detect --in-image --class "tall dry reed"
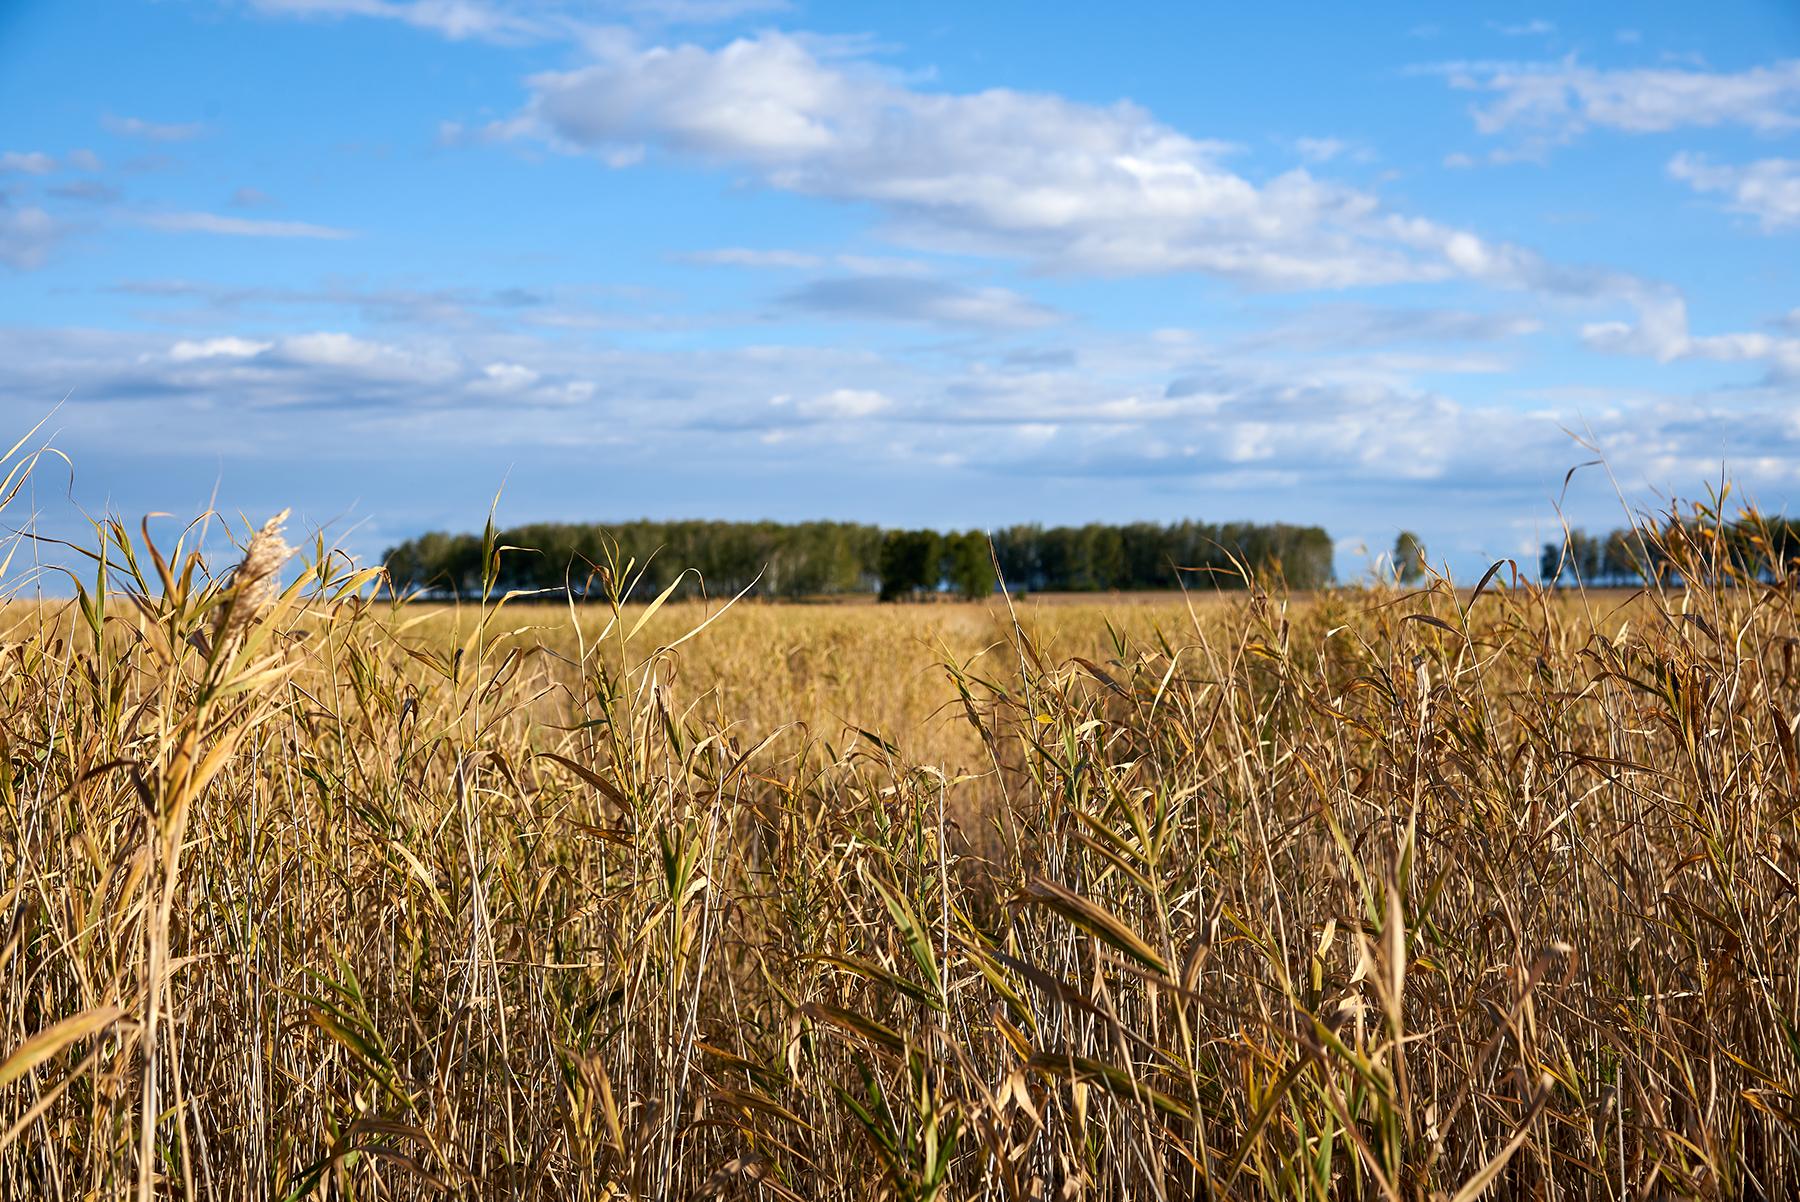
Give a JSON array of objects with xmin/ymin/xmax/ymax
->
[{"xmin": 1, "ymin": 476, "xmax": 1798, "ymax": 1199}]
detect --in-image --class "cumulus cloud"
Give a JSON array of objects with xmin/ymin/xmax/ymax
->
[
  {"xmin": 781, "ymin": 275, "xmax": 1061, "ymax": 329},
  {"xmin": 136, "ymin": 211, "xmax": 354, "ymax": 239},
  {"xmin": 1582, "ymin": 291, "xmax": 1800, "ymax": 381},
  {"xmin": 102, "ymin": 114, "xmax": 207, "ymax": 142},
  {"xmin": 499, "ymin": 32, "xmax": 1563, "ymax": 291},
  {"xmin": 1433, "ymin": 57, "xmax": 1800, "ymax": 155},
  {"xmin": 1668, "ymin": 152, "xmax": 1800, "ymax": 232}
]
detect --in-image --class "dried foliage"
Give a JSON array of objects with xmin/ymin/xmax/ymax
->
[{"xmin": 2, "ymin": 464, "xmax": 1800, "ymax": 1199}]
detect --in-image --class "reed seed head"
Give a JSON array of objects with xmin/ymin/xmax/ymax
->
[{"xmin": 214, "ymin": 508, "xmax": 291, "ymax": 642}]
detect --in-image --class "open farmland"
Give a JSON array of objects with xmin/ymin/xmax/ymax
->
[{"xmin": 3, "ymin": 511, "xmax": 1800, "ymax": 1200}]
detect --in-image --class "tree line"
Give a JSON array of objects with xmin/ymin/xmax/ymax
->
[
  {"xmin": 382, "ymin": 517, "xmax": 1336, "ymax": 601},
  {"xmin": 1542, "ymin": 517, "xmax": 1800, "ymax": 586}
]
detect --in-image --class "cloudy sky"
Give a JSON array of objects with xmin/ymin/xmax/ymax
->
[{"xmin": 3, "ymin": 1, "xmax": 1799, "ymax": 577}]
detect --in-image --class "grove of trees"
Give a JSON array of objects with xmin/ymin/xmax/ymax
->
[
  {"xmin": 383, "ymin": 517, "xmax": 1335, "ymax": 600},
  {"xmin": 1541, "ymin": 516, "xmax": 1800, "ymax": 586}
]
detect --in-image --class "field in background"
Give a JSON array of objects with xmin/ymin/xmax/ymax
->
[{"xmin": 2, "ymin": 508, "xmax": 1799, "ymax": 1200}]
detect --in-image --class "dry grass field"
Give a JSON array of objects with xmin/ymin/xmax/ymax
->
[{"xmin": 3, "ymin": 495, "xmax": 1800, "ymax": 1200}]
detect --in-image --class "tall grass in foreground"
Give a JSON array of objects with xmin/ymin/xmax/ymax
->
[{"xmin": 2, "ymin": 492, "xmax": 1800, "ymax": 1199}]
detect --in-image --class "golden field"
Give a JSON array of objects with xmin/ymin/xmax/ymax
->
[{"xmin": 2, "ymin": 506, "xmax": 1799, "ymax": 1200}]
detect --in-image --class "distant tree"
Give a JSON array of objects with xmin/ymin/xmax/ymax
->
[
  {"xmin": 878, "ymin": 529, "xmax": 941, "ymax": 601},
  {"xmin": 1541, "ymin": 528, "xmax": 1607, "ymax": 588},
  {"xmin": 990, "ymin": 525, "xmax": 1041, "ymax": 592},
  {"xmin": 1540, "ymin": 540, "xmax": 1563, "ymax": 586},
  {"xmin": 1078, "ymin": 525, "xmax": 1127, "ymax": 590},
  {"xmin": 1393, "ymin": 531, "xmax": 1427, "ymax": 584},
  {"xmin": 1602, "ymin": 528, "xmax": 1645, "ymax": 586},
  {"xmin": 943, "ymin": 531, "xmax": 997, "ymax": 600},
  {"xmin": 384, "ymin": 515, "xmax": 1337, "ymax": 599}
]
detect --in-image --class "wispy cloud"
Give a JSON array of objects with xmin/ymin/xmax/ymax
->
[
  {"xmin": 1487, "ymin": 19, "xmax": 1555, "ymax": 38},
  {"xmin": 112, "ymin": 277, "xmax": 543, "ymax": 326},
  {"xmin": 1290, "ymin": 136, "xmax": 1373, "ymax": 165},
  {"xmin": 1428, "ymin": 57, "xmax": 1800, "ymax": 157},
  {"xmin": 0, "ymin": 151, "xmax": 56, "ymax": 175},
  {"xmin": 246, "ymin": 0, "xmax": 560, "ymax": 43},
  {"xmin": 1668, "ymin": 152, "xmax": 1800, "ymax": 232},
  {"xmin": 780, "ymin": 275, "xmax": 1062, "ymax": 330},
  {"xmin": 47, "ymin": 180, "xmax": 123, "ymax": 204},
  {"xmin": 135, "ymin": 211, "xmax": 354, "ymax": 239},
  {"xmin": 684, "ymin": 247, "xmax": 826, "ymax": 270},
  {"xmin": 0, "ymin": 207, "xmax": 66, "ymax": 271},
  {"xmin": 1229, "ymin": 304, "xmax": 1543, "ymax": 353},
  {"xmin": 244, "ymin": 0, "xmax": 783, "ymax": 43},
  {"xmin": 103, "ymin": 114, "xmax": 208, "ymax": 142}
]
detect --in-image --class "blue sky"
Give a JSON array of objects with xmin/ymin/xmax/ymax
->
[{"xmin": 2, "ymin": 0, "xmax": 1799, "ymax": 578}]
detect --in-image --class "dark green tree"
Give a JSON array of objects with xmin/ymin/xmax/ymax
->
[
  {"xmin": 1393, "ymin": 531, "xmax": 1427, "ymax": 584},
  {"xmin": 943, "ymin": 531, "xmax": 997, "ymax": 600},
  {"xmin": 878, "ymin": 530, "xmax": 941, "ymax": 601},
  {"xmin": 385, "ymin": 516, "xmax": 1337, "ymax": 598}
]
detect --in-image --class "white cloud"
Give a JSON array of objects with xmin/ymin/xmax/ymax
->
[
  {"xmin": 1434, "ymin": 57, "xmax": 1800, "ymax": 152},
  {"xmin": 169, "ymin": 337, "xmax": 273, "ymax": 361},
  {"xmin": 102, "ymin": 114, "xmax": 207, "ymax": 142},
  {"xmin": 276, "ymin": 331, "xmax": 457, "ymax": 380},
  {"xmin": 137, "ymin": 211, "xmax": 354, "ymax": 239},
  {"xmin": 10, "ymin": 319, "xmax": 1800, "ymax": 548},
  {"xmin": 503, "ymin": 32, "xmax": 1557, "ymax": 291},
  {"xmin": 1668, "ymin": 152, "xmax": 1800, "ymax": 232},
  {"xmin": 1582, "ymin": 291, "xmax": 1800, "ymax": 380},
  {"xmin": 474, "ymin": 361, "xmax": 541, "ymax": 392},
  {"xmin": 67, "ymin": 149, "xmax": 104, "ymax": 172},
  {"xmin": 796, "ymin": 387, "xmax": 890, "ymax": 419},
  {"xmin": 0, "ymin": 151, "xmax": 56, "ymax": 175}
]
